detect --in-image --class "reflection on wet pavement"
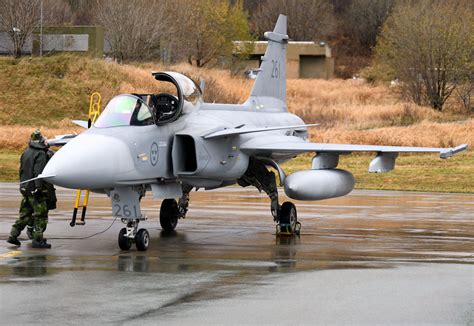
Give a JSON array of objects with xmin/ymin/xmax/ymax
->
[{"xmin": 0, "ymin": 183, "xmax": 473, "ymax": 324}]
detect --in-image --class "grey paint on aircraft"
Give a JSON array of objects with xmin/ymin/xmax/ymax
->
[{"xmin": 39, "ymin": 14, "xmax": 467, "ymax": 223}]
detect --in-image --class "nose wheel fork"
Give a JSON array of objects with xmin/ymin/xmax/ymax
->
[{"xmin": 118, "ymin": 219, "xmax": 149, "ymax": 251}]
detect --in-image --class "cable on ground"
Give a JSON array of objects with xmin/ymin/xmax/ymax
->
[{"xmin": 48, "ymin": 216, "xmax": 119, "ymax": 240}]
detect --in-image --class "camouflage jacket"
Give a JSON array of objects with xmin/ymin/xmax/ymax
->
[
  {"xmin": 19, "ymin": 141, "xmax": 57, "ymax": 209},
  {"xmin": 19, "ymin": 141, "xmax": 48, "ymax": 195}
]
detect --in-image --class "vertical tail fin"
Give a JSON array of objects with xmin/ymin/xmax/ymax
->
[{"xmin": 249, "ymin": 14, "xmax": 288, "ymax": 106}]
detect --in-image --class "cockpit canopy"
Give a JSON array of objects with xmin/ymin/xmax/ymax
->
[
  {"xmin": 94, "ymin": 95, "xmax": 154, "ymax": 128},
  {"xmin": 163, "ymin": 72, "xmax": 202, "ymax": 107},
  {"xmin": 94, "ymin": 72, "xmax": 202, "ymax": 128},
  {"xmin": 152, "ymin": 72, "xmax": 203, "ymax": 122}
]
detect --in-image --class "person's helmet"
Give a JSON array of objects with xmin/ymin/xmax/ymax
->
[{"xmin": 30, "ymin": 129, "xmax": 45, "ymax": 142}]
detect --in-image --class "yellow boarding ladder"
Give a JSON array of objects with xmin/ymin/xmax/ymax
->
[{"xmin": 70, "ymin": 92, "xmax": 101, "ymax": 227}]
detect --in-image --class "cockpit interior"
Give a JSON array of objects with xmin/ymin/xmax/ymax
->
[{"xmin": 94, "ymin": 72, "xmax": 202, "ymax": 128}]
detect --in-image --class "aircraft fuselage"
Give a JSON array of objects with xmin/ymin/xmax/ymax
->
[{"xmin": 43, "ymin": 102, "xmax": 306, "ymax": 191}]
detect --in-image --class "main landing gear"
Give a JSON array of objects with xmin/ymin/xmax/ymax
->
[
  {"xmin": 118, "ymin": 220, "xmax": 150, "ymax": 251},
  {"xmin": 238, "ymin": 159, "xmax": 301, "ymax": 236},
  {"xmin": 276, "ymin": 201, "xmax": 301, "ymax": 236},
  {"xmin": 160, "ymin": 199, "xmax": 179, "ymax": 231},
  {"xmin": 159, "ymin": 185, "xmax": 191, "ymax": 231}
]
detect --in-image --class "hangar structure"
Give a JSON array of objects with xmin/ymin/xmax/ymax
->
[
  {"xmin": 1, "ymin": 26, "xmax": 333, "ymax": 80},
  {"xmin": 0, "ymin": 26, "xmax": 103, "ymax": 57}
]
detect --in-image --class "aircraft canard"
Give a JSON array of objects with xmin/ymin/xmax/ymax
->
[{"xmin": 36, "ymin": 14, "xmax": 467, "ymax": 251}]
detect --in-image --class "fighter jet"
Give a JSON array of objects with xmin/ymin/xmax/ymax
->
[{"xmin": 36, "ymin": 15, "xmax": 466, "ymax": 251}]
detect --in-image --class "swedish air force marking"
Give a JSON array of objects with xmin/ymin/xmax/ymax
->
[{"xmin": 150, "ymin": 142, "xmax": 159, "ymax": 166}]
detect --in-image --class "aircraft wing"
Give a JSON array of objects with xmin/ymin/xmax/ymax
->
[
  {"xmin": 202, "ymin": 124, "xmax": 319, "ymax": 139},
  {"xmin": 240, "ymin": 136, "xmax": 468, "ymax": 172},
  {"xmin": 47, "ymin": 134, "xmax": 77, "ymax": 146},
  {"xmin": 72, "ymin": 120, "xmax": 88, "ymax": 128},
  {"xmin": 46, "ymin": 120, "xmax": 86, "ymax": 146}
]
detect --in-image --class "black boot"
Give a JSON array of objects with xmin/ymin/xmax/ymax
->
[
  {"xmin": 26, "ymin": 227, "xmax": 33, "ymax": 240},
  {"xmin": 7, "ymin": 236, "xmax": 21, "ymax": 246},
  {"xmin": 32, "ymin": 238, "xmax": 51, "ymax": 249}
]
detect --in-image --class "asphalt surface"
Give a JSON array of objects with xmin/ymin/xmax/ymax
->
[{"xmin": 0, "ymin": 183, "xmax": 473, "ymax": 325}]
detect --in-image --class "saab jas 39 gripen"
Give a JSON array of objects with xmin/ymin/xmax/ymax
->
[{"xmin": 34, "ymin": 15, "xmax": 467, "ymax": 251}]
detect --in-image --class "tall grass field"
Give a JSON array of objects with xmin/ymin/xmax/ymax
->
[{"xmin": 0, "ymin": 55, "xmax": 472, "ymax": 192}]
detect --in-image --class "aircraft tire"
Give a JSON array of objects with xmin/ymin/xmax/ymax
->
[
  {"xmin": 118, "ymin": 228, "xmax": 132, "ymax": 250},
  {"xmin": 135, "ymin": 229, "xmax": 150, "ymax": 251},
  {"xmin": 279, "ymin": 202, "xmax": 297, "ymax": 232},
  {"xmin": 160, "ymin": 199, "xmax": 179, "ymax": 231}
]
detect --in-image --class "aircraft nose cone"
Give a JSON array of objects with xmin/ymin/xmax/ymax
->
[{"xmin": 43, "ymin": 134, "xmax": 135, "ymax": 189}]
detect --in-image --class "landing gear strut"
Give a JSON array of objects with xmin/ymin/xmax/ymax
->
[
  {"xmin": 118, "ymin": 219, "xmax": 149, "ymax": 251},
  {"xmin": 111, "ymin": 186, "xmax": 149, "ymax": 251},
  {"xmin": 238, "ymin": 159, "xmax": 301, "ymax": 236}
]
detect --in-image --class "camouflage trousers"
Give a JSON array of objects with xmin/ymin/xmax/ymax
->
[{"xmin": 10, "ymin": 195, "xmax": 48, "ymax": 241}]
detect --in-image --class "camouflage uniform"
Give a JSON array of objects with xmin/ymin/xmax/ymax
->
[
  {"xmin": 7, "ymin": 130, "xmax": 55, "ymax": 248},
  {"xmin": 12, "ymin": 195, "xmax": 49, "ymax": 241}
]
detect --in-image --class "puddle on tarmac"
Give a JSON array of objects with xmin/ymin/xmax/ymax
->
[
  {"xmin": 1, "ymin": 184, "xmax": 472, "ymax": 280},
  {"xmin": 0, "ymin": 184, "xmax": 473, "ymax": 324}
]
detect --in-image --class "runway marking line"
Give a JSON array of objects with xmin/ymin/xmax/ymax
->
[{"xmin": 0, "ymin": 250, "xmax": 22, "ymax": 260}]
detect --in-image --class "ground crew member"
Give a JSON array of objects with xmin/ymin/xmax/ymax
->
[{"xmin": 7, "ymin": 130, "xmax": 55, "ymax": 248}]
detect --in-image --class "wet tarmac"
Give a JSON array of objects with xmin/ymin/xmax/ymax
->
[{"xmin": 0, "ymin": 183, "xmax": 473, "ymax": 325}]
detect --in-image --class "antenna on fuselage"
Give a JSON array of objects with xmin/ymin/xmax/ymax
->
[{"xmin": 200, "ymin": 79, "xmax": 205, "ymax": 97}]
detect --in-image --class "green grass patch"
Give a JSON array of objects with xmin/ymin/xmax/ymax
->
[
  {"xmin": 281, "ymin": 151, "xmax": 474, "ymax": 193},
  {"xmin": 0, "ymin": 149, "xmax": 21, "ymax": 182}
]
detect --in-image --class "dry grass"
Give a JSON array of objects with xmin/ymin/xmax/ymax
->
[
  {"xmin": 127, "ymin": 62, "xmax": 252, "ymax": 104},
  {"xmin": 1, "ymin": 56, "xmax": 472, "ymax": 191},
  {"xmin": 118, "ymin": 63, "xmax": 467, "ymax": 132},
  {"xmin": 0, "ymin": 55, "xmax": 472, "ymax": 150},
  {"xmin": 0, "ymin": 124, "xmax": 83, "ymax": 150},
  {"xmin": 287, "ymin": 79, "xmax": 444, "ymax": 128},
  {"xmin": 2, "ymin": 119, "xmax": 471, "ymax": 151},
  {"xmin": 310, "ymin": 120, "xmax": 474, "ymax": 147}
]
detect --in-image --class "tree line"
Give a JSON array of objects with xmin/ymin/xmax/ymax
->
[{"xmin": 0, "ymin": 0, "xmax": 472, "ymax": 111}]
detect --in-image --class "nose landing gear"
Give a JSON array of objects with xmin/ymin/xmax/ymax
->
[
  {"xmin": 110, "ymin": 187, "xmax": 149, "ymax": 251},
  {"xmin": 135, "ymin": 228, "xmax": 150, "ymax": 251},
  {"xmin": 113, "ymin": 185, "xmax": 192, "ymax": 251},
  {"xmin": 118, "ymin": 220, "xmax": 150, "ymax": 251},
  {"xmin": 118, "ymin": 227, "xmax": 132, "ymax": 250}
]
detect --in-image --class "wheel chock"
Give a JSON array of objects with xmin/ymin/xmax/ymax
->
[{"xmin": 276, "ymin": 221, "xmax": 301, "ymax": 236}]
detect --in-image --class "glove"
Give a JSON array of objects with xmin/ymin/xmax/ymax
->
[
  {"xmin": 20, "ymin": 187, "xmax": 29, "ymax": 196},
  {"xmin": 32, "ymin": 188, "xmax": 46, "ymax": 198}
]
